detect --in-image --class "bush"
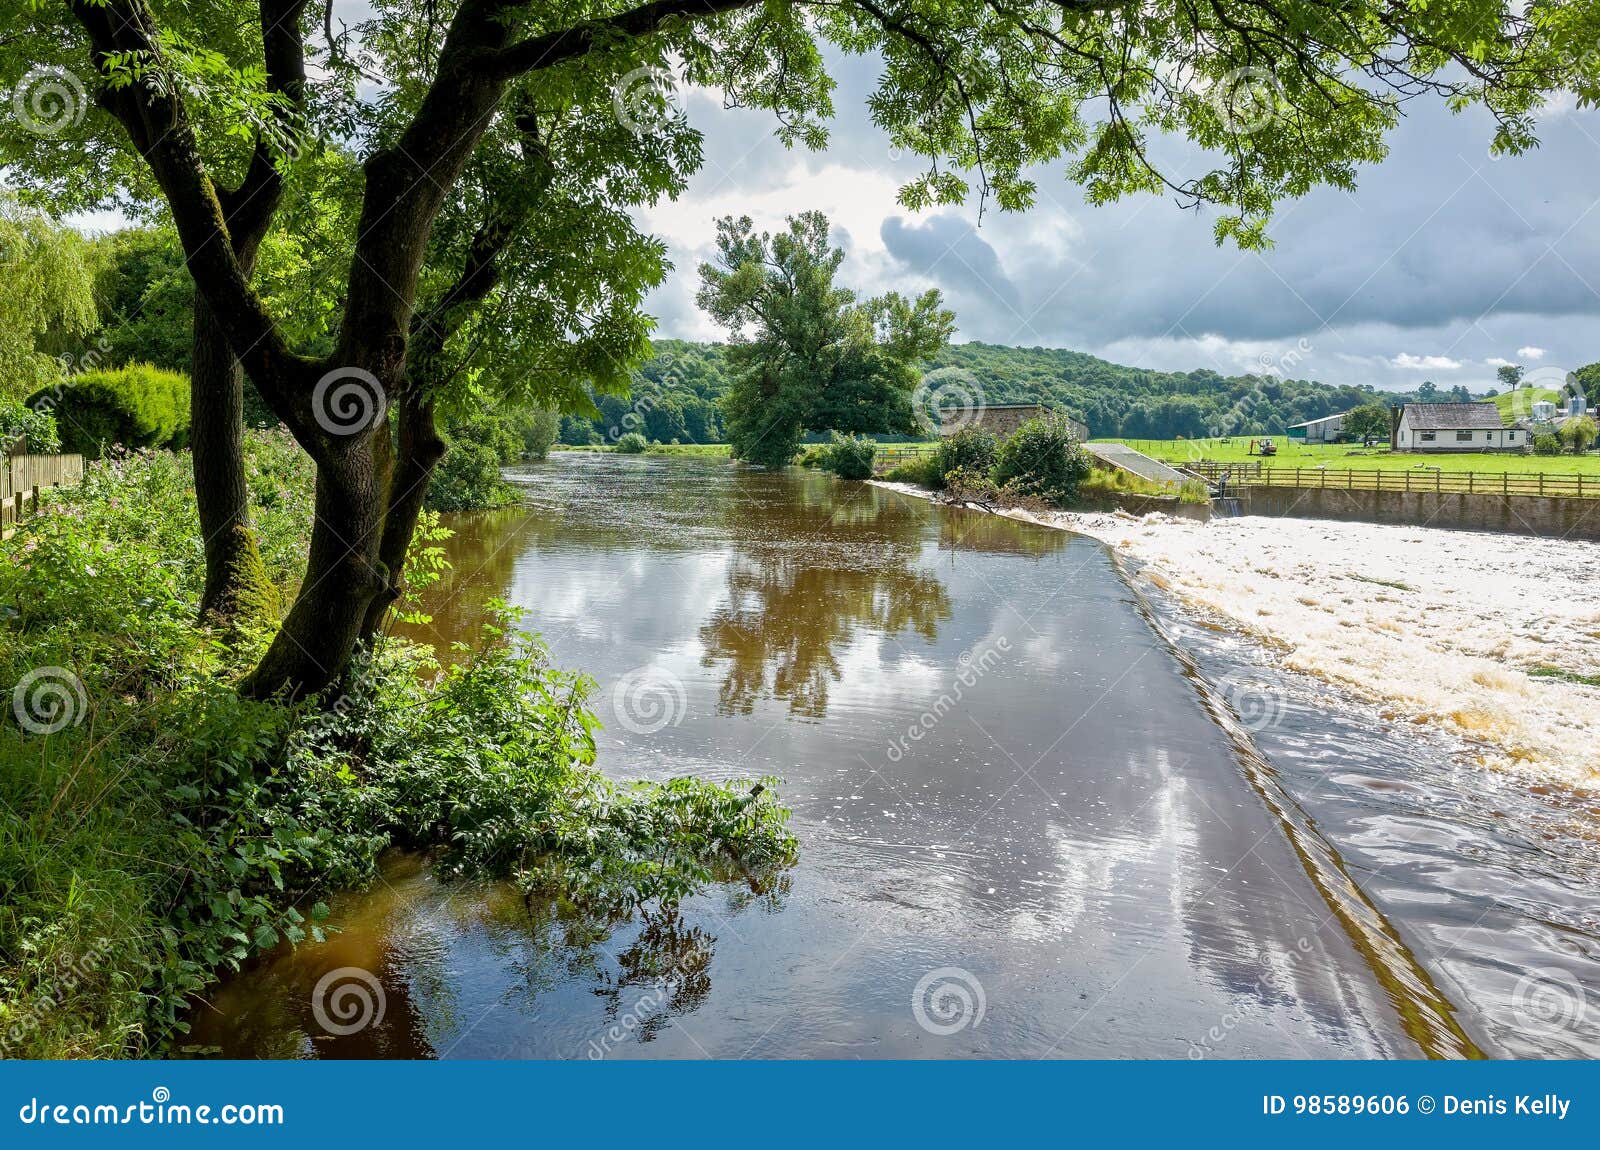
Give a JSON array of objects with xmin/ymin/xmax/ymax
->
[
  {"xmin": 0, "ymin": 442, "xmax": 796, "ymax": 1057},
  {"xmin": 992, "ymin": 414, "xmax": 1092, "ymax": 506},
  {"xmin": 883, "ymin": 452, "xmax": 943, "ymax": 488},
  {"xmin": 935, "ymin": 427, "xmax": 998, "ymax": 483},
  {"xmin": 426, "ymin": 439, "xmax": 515, "ymax": 512},
  {"xmin": 1533, "ymin": 433, "xmax": 1563, "ymax": 456},
  {"xmin": 0, "ymin": 396, "xmax": 61, "ymax": 455},
  {"xmin": 820, "ymin": 433, "xmax": 876, "ymax": 480},
  {"xmin": 31, "ymin": 364, "xmax": 190, "ymax": 459},
  {"xmin": 1560, "ymin": 415, "xmax": 1597, "ymax": 454},
  {"xmin": 616, "ymin": 431, "xmax": 649, "ymax": 453},
  {"xmin": 518, "ymin": 408, "xmax": 560, "ymax": 460}
]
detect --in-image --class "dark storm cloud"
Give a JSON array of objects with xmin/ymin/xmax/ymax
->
[
  {"xmin": 647, "ymin": 48, "xmax": 1600, "ymax": 388},
  {"xmin": 880, "ymin": 215, "xmax": 1021, "ymax": 313}
]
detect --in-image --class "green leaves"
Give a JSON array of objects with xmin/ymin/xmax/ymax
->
[{"xmin": 699, "ymin": 211, "xmax": 952, "ymax": 466}]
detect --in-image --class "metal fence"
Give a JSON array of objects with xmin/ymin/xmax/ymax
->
[
  {"xmin": 1178, "ymin": 459, "xmax": 1599, "ymax": 499},
  {"xmin": 2, "ymin": 453, "xmax": 85, "ymax": 532}
]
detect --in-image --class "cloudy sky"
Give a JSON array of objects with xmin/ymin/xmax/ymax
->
[{"xmin": 641, "ymin": 51, "xmax": 1600, "ymax": 394}]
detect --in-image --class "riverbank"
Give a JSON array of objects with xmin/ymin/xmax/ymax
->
[{"xmin": 874, "ymin": 480, "xmax": 1600, "ymax": 790}]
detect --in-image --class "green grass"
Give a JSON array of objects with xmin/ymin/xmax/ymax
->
[
  {"xmin": 1490, "ymin": 388, "xmax": 1563, "ymax": 420},
  {"xmin": 1100, "ymin": 437, "xmax": 1600, "ymax": 475}
]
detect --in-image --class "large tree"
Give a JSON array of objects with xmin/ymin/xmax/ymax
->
[
  {"xmin": 698, "ymin": 211, "xmax": 954, "ymax": 465},
  {"xmin": 0, "ymin": 0, "xmax": 1574, "ymax": 698}
]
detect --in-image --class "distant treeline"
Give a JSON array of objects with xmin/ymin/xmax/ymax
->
[{"xmin": 560, "ymin": 339, "xmax": 1484, "ymax": 444}]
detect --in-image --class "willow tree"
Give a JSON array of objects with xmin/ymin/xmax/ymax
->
[{"xmin": 0, "ymin": 0, "xmax": 1571, "ymax": 698}]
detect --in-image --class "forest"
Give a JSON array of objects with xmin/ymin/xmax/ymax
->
[{"xmin": 563, "ymin": 338, "xmax": 1499, "ymax": 445}]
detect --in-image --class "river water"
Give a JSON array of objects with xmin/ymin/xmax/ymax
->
[{"xmin": 188, "ymin": 454, "xmax": 1600, "ymax": 1059}]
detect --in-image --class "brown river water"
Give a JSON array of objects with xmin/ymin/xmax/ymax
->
[{"xmin": 187, "ymin": 454, "xmax": 1600, "ymax": 1059}]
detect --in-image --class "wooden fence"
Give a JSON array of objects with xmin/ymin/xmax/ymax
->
[
  {"xmin": 1178, "ymin": 459, "xmax": 1599, "ymax": 499},
  {"xmin": 2, "ymin": 454, "xmax": 85, "ymax": 532},
  {"xmin": 874, "ymin": 442, "xmax": 940, "ymax": 465}
]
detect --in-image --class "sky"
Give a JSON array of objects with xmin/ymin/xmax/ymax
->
[{"xmin": 639, "ymin": 50, "xmax": 1600, "ymax": 394}]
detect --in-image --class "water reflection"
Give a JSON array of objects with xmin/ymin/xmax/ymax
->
[{"xmin": 194, "ymin": 454, "xmax": 1540, "ymax": 1059}]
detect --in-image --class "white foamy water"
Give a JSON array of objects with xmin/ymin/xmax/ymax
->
[{"xmin": 876, "ymin": 483, "xmax": 1600, "ymax": 790}]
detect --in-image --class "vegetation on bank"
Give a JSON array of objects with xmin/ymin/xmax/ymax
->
[
  {"xmin": 0, "ymin": 437, "xmax": 796, "ymax": 1058},
  {"xmin": 884, "ymin": 417, "xmax": 1094, "ymax": 508}
]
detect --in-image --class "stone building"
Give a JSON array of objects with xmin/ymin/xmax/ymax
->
[{"xmin": 939, "ymin": 403, "xmax": 1089, "ymax": 442}]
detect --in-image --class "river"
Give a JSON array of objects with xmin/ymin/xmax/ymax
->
[{"xmin": 187, "ymin": 454, "xmax": 1600, "ymax": 1059}]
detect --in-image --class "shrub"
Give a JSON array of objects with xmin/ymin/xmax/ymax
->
[
  {"xmin": 426, "ymin": 439, "xmax": 515, "ymax": 512},
  {"xmin": 0, "ymin": 396, "xmax": 61, "ymax": 454},
  {"xmin": 883, "ymin": 452, "xmax": 943, "ymax": 488},
  {"xmin": 616, "ymin": 431, "xmax": 649, "ymax": 453},
  {"xmin": 820, "ymin": 432, "xmax": 876, "ymax": 480},
  {"xmin": 935, "ymin": 427, "xmax": 998, "ymax": 483},
  {"xmin": 1533, "ymin": 433, "xmax": 1563, "ymax": 456},
  {"xmin": 1560, "ymin": 415, "xmax": 1597, "ymax": 454},
  {"xmin": 31, "ymin": 364, "xmax": 190, "ymax": 459},
  {"xmin": 992, "ymin": 414, "xmax": 1092, "ymax": 506}
]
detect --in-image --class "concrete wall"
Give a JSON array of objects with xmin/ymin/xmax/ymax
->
[{"xmin": 1241, "ymin": 484, "xmax": 1600, "ymax": 541}]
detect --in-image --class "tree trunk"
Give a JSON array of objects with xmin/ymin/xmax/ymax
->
[
  {"xmin": 239, "ymin": 441, "xmax": 391, "ymax": 700},
  {"xmin": 192, "ymin": 294, "xmax": 279, "ymax": 625},
  {"xmin": 360, "ymin": 395, "xmax": 447, "ymax": 640}
]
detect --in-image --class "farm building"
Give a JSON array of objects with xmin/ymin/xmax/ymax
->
[
  {"xmin": 940, "ymin": 403, "xmax": 1090, "ymax": 442},
  {"xmin": 1390, "ymin": 402, "xmax": 1526, "ymax": 452},
  {"xmin": 1286, "ymin": 412, "xmax": 1347, "ymax": 444}
]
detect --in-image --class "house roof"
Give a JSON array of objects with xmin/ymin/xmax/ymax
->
[{"xmin": 1402, "ymin": 402, "xmax": 1505, "ymax": 430}]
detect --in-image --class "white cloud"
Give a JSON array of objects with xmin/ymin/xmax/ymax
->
[
  {"xmin": 1517, "ymin": 346, "xmax": 1547, "ymax": 360},
  {"xmin": 1486, "ymin": 357, "xmax": 1513, "ymax": 367},
  {"xmin": 1392, "ymin": 354, "xmax": 1462, "ymax": 371}
]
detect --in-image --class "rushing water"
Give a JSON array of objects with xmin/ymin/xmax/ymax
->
[{"xmin": 188, "ymin": 454, "xmax": 1600, "ymax": 1059}]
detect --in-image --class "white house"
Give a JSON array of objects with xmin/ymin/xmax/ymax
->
[
  {"xmin": 1392, "ymin": 403, "xmax": 1525, "ymax": 452},
  {"xmin": 1286, "ymin": 412, "xmax": 1347, "ymax": 444}
]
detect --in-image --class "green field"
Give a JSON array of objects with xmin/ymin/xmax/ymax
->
[{"xmin": 1102, "ymin": 437, "xmax": 1600, "ymax": 475}]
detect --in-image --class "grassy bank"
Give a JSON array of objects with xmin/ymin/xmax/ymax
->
[
  {"xmin": 0, "ymin": 433, "xmax": 794, "ymax": 1058},
  {"xmin": 1103, "ymin": 437, "xmax": 1599, "ymax": 474}
]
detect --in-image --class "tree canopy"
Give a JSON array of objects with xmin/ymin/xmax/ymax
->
[
  {"xmin": 0, "ymin": 0, "xmax": 1587, "ymax": 695},
  {"xmin": 698, "ymin": 211, "xmax": 954, "ymax": 465}
]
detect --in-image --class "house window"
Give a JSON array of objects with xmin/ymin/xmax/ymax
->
[
  {"xmin": 1456, "ymin": 430, "xmax": 1473, "ymax": 441},
  {"xmin": 1420, "ymin": 431, "xmax": 1436, "ymax": 442}
]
